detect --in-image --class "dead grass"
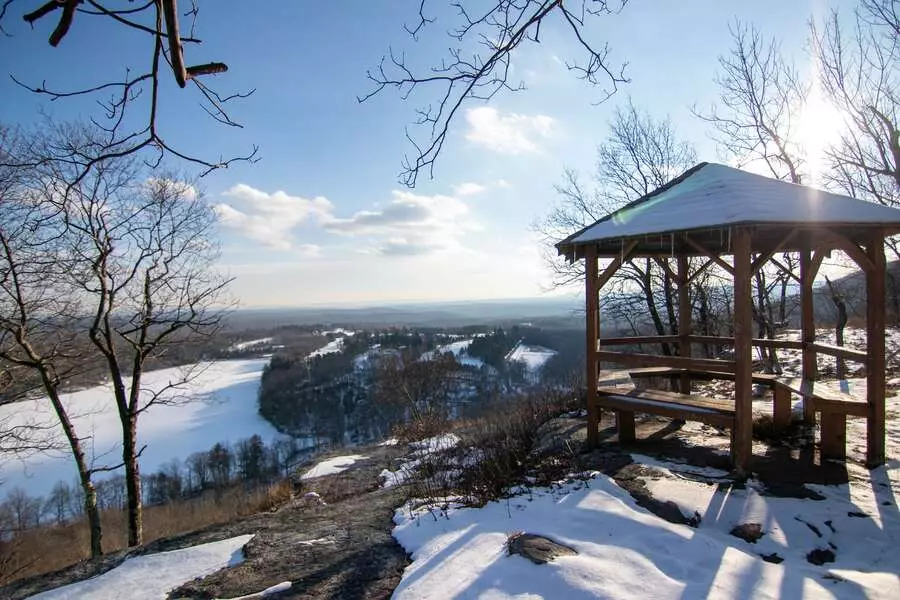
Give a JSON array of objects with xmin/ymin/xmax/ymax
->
[{"xmin": 0, "ymin": 481, "xmax": 294, "ymax": 585}]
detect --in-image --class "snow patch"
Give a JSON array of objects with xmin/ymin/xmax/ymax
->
[
  {"xmin": 300, "ymin": 454, "xmax": 368, "ymax": 480},
  {"xmin": 29, "ymin": 534, "xmax": 253, "ymax": 600}
]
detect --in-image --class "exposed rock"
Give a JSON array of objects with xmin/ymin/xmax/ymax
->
[
  {"xmin": 507, "ymin": 533, "xmax": 578, "ymax": 565},
  {"xmin": 847, "ymin": 511, "xmax": 869, "ymax": 518},
  {"xmin": 807, "ymin": 548, "xmax": 836, "ymax": 566},
  {"xmin": 760, "ymin": 552, "xmax": 784, "ymax": 564},
  {"xmin": 729, "ymin": 523, "xmax": 764, "ymax": 543}
]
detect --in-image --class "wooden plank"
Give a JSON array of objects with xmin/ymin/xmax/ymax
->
[
  {"xmin": 866, "ymin": 231, "xmax": 886, "ymax": 467},
  {"xmin": 773, "ymin": 384, "xmax": 791, "ymax": 431},
  {"xmin": 732, "ymin": 227, "xmax": 753, "ymax": 474},
  {"xmin": 820, "ymin": 412, "xmax": 847, "ymax": 459},
  {"xmin": 815, "ymin": 398, "xmax": 868, "ymax": 417},
  {"xmin": 595, "ymin": 389, "xmax": 734, "ymax": 428},
  {"xmin": 809, "ymin": 342, "xmax": 867, "ymax": 363},
  {"xmin": 596, "ymin": 350, "xmax": 736, "ymax": 372},
  {"xmin": 600, "ymin": 335, "xmax": 681, "ymax": 346},
  {"xmin": 598, "ymin": 387, "xmax": 736, "ymax": 413},
  {"xmin": 827, "ymin": 231, "xmax": 874, "ymax": 273},
  {"xmin": 585, "ymin": 244, "xmax": 600, "ymax": 448},
  {"xmin": 687, "ymin": 335, "xmax": 804, "ymax": 350},
  {"xmin": 617, "ymin": 410, "xmax": 636, "ymax": 442},
  {"xmin": 596, "ymin": 240, "xmax": 639, "ymax": 290},
  {"xmin": 678, "ymin": 255, "xmax": 692, "ymax": 394},
  {"xmin": 800, "ymin": 248, "xmax": 817, "ymax": 421},
  {"xmin": 684, "ymin": 235, "xmax": 735, "ymax": 275}
]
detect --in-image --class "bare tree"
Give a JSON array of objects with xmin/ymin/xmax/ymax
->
[
  {"xmin": 56, "ymin": 156, "xmax": 233, "ymax": 547},
  {"xmin": 0, "ymin": 128, "xmax": 108, "ymax": 557},
  {"xmin": 697, "ymin": 21, "xmax": 808, "ymax": 371},
  {"xmin": 0, "ymin": 0, "xmax": 256, "ymax": 181},
  {"xmin": 534, "ymin": 100, "xmax": 697, "ymax": 352},
  {"xmin": 696, "ymin": 20, "xmax": 807, "ymax": 181},
  {"xmin": 361, "ymin": 0, "xmax": 630, "ymax": 186},
  {"xmin": 813, "ymin": 1, "xmax": 900, "ymax": 245}
]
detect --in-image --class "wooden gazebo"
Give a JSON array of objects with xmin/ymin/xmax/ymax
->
[{"xmin": 557, "ymin": 162, "xmax": 900, "ymax": 473}]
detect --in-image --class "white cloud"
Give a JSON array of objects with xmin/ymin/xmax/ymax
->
[
  {"xmin": 453, "ymin": 182, "xmax": 486, "ymax": 197},
  {"xmin": 464, "ymin": 107, "xmax": 555, "ymax": 154},
  {"xmin": 325, "ymin": 190, "xmax": 476, "ymax": 256},
  {"xmin": 214, "ymin": 184, "xmax": 333, "ymax": 251},
  {"xmin": 216, "ymin": 184, "xmax": 479, "ymax": 258}
]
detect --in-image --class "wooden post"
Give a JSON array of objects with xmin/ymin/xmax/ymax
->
[
  {"xmin": 677, "ymin": 255, "xmax": 692, "ymax": 394},
  {"xmin": 866, "ymin": 232, "xmax": 886, "ymax": 467},
  {"xmin": 800, "ymin": 248, "xmax": 817, "ymax": 422},
  {"xmin": 585, "ymin": 244, "xmax": 600, "ymax": 448},
  {"xmin": 732, "ymin": 228, "xmax": 753, "ymax": 474}
]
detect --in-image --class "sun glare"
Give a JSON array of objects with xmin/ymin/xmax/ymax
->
[{"xmin": 796, "ymin": 83, "xmax": 845, "ymax": 186}]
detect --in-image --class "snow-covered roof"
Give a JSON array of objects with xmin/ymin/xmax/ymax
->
[{"xmin": 557, "ymin": 162, "xmax": 900, "ymax": 258}]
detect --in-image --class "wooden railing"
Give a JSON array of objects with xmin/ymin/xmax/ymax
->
[
  {"xmin": 596, "ymin": 334, "xmax": 868, "ymax": 363},
  {"xmin": 596, "ymin": 350, "xmax": 736, "ymax": 372}
]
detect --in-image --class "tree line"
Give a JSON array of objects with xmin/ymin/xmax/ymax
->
[{"xmin": 0, "ymin": 433, "xmax": 305, "ymax": 534}]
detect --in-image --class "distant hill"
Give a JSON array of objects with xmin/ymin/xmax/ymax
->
[
  {"xmin": 225, "ymin": 297, "xmax": 584, "ymax": 330},
  {"xmin": 784, "ymin": 260, "xmax": 900, "ymax": 327}
]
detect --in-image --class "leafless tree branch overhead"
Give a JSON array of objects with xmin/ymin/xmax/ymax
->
[
  {"xmin": 360, "ymin": 0, "xmax": 630, "ymax": 187},
  {"xmin": 1, "ymin": 0, "xmax": 256, "ymax": 180}
]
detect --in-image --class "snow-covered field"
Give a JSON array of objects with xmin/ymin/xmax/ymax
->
[
  {"xmin": 420, "ymin": 339, "xmax": 485, "ymax": 369},
  {"xmin": 506, "ymin": 342, "xmax": 557, "ymax": 381},
  {"xmin": 0, "ymin": 358, "xmax": 278, "ymax": 498},
  {"xmin": 30, "ymin": 534, "xmax": 254, "ymax": 600},
  {"xmin": 392, "ymin": 460, "xmax": 900, "ymax": 599},
  {"xmin": 227, "ymin": 338, "xmax": 273, "ymax": 352},
  {"xmin": 309, "ymin": 337, "xmax": 345, "ymax": 358}
]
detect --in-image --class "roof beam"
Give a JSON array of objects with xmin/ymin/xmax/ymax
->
[
  {"xmin": 684, "ymin": 235, "xmax": 734, "ymax": 275},
  {"xmin": 751, "ymin": 228, "xmax": 797, "ymax": 275},
  {"xmin": 596, "ymin": 240, "xmax": 639, "ymax": 290}
]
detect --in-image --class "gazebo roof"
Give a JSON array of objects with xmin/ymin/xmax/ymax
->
[{"xmin": 557, "ymin": 162, "xmax": 900, "ymax": 259}]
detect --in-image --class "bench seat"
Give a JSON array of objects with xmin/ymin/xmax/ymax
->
[{"xmin": 596, "ymin": 385, "xmax": 735, "ymax": 441}]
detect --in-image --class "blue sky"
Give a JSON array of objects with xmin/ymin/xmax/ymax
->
[{"xmin": 0, "ymin": 1, "xmax": 849, "ymax": 307}]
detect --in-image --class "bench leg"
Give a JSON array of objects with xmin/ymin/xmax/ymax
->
[
  {"xmin": 773, "ymin": 385, "xmax": 791, "ymax": 431},
  {"xmin": 820, "ymin": 411, "xmax": 847, "ymax": 460},
  {"xmin": 617, "ymin": 410, "xmax": 635, "ymax": 442}
]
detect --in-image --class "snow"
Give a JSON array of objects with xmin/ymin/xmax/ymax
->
[
  {"xmin": 227, "ymin": 338, "xmax": 273, "ymax": 352},
  {"xmin": 29, "ymin": 534, "xmax": 253, "ymax": 600},
  {"xmin": 420, "ymin": 339, "xmax": 485, "ymax": 369},
  {"xmin": 300, "ymin": 454, "xmax": 368, "ymax": 480},
  {"xmin": 567, "ymin": 162, "xmax": 900, "ymax": 246},
  {"xmin": 506, "ymin": 342, "xmax": 557, "ymax": 381},
  {"xmin": 320, "ymin": 328, "xmax": 355, "ymax": 337},
  {"xmin": 0, "ymin": 359, "xmax": 278, "ymax": 498},
  {"xmin": 309, "ymin": 337, "xmax": 345, "ymax": 358},
  {"xmin": 392, "ymin": 469, "xmax": 900, "ymax": 599},
  {"xmin": 224, "ymin": 581, "xmax": 292, "ymax": 600}
]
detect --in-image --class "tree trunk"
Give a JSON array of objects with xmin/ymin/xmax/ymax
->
[
  {"xmin": 825, "ymin": 275, "xmax": 848, "ymax": 379},
  {"xmin": 642, "ymin": 259, "xmax": 671, "ymax": 355},
  {"xmin": 122, "ymin": 414, "xmax": 143, "ymax": 547},
  {"xmin": 40, "ymin": 372, "xmax": 103, "ymax": 556}
]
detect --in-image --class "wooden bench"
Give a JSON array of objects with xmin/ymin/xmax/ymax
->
[
  {"xmin": 773, "ymin": 377, "xmax": 868, "ymax": 459},
  {"xmin": 598, "ymin": 367, "xmax": 792, "ymax": 431},
  {"xmin": 595, "ymin": 381, "xmax": 735, "ymax": 443}
]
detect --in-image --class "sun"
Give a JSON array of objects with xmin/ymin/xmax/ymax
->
[{"xmin": 796, "ymin": 84, "xmax": 845, "ymax": 185}]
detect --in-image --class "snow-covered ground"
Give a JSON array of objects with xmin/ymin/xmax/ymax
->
[
  {"xmin": 392, "ymin": 462, "xmax": 900, "ymax": 599},
  {"xmin": 309, "ymin": 337, "xmax": 345, "ymax": 358},
  {"xmin": 506, "ymin": 342, "xmax": 557, "ymax": 381},
  {"xmin": 29, "ymin": 534, "xmax": 254, "ymax": 600},
  {"xmin": 300, "ymin": 454, "xmax": 368, "ymax": 480},
  {"xmin": 420, "ymin": 339, "xmax": 485, "ymax": 369},
  {"xmin": 0, "ymin": 358, "xmax": 278, "ymax": 498}
]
